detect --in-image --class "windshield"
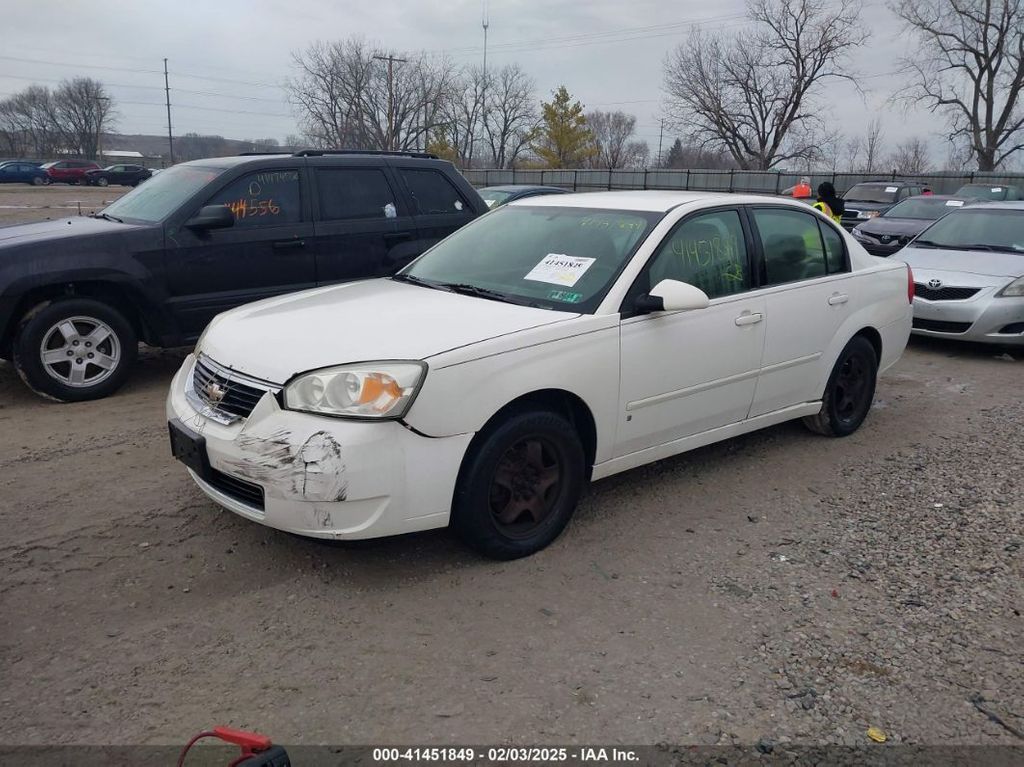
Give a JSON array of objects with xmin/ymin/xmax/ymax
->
[
  {"xmin": 884, "ymin": 197, "xmax": 963, "ymax": 220},
  {"xmin": 479, "ymin": 189, "xmax": 512, "ymax": 208},
  {"xmin": 844, "ymin": 184, "xmax": 899, "ymax": 204},
  {"xmin": 100, "ymin": 164, "xmax": 224, "ymax": 223},
  {"xmin": 400, "ymin": 205, "xmax": 662, "ymax": 312},
  {"xmin": 912, "ymin": 209, "xmax": 1024, "ymax": 253},
  {"xmin": 956, "ymin": 184, "xmax": 1009, "ymax": 201}
]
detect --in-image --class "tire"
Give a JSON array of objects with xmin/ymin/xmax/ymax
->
[
  {"xmin": 31, "ymin": 176, "xmax": 44, "ymax": 186},
  {"xmin": 96, "ymin": 177, "xmax": 109, "ymax": 187},
  {"xmin": 12, "ymin": 298, "xmax": 138, "ymax": 402},
  {"xmin": 803, "ymin": 335, "xmax": 878, "ymax": 437},
  {"xmin": 41, "ymin": 176, "xmax": 51, "ymax": 185},
  {"xmin": 451, "ymin": 410, "xmax": 586, "ymax": 559}
]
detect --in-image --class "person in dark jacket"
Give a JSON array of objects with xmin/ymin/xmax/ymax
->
[{"xmin": 813, "ymin": 182, "xmax": 845, "ymax": 223}]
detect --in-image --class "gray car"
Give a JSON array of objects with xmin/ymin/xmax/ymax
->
[{"xmin": 896, "ymin": 202, "xmax": 1024, "ymax": 345}]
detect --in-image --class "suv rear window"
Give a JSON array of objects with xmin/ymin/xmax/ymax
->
[
  {"xmin": 317, "ymin": 168, "xmax": 398, "ymax": 221},
  {"xmin": 400, "ymin": 168, "xmax": 468, "ymax": 215}
]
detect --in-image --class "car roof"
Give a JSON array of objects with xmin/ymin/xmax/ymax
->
[
  {"xmin": 956, "ymin": 200, "xmax": 1024, "ymax": 211},
  {"xmin": 180, "ymin": 152, "xmax": 448, "ymax": 170},
  {"xmin": 480, "ymin": 184, "xmax": 567, "ymax": 193},
  {"xmin": 506, "ymin": 190, "xmax": 821, "ymax": 213},
  {"xmin": 849, "ymin": 180, "xmax": 919, "ymax": 187}
]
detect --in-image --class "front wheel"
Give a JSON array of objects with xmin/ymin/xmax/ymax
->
[
  {"xmin": 12, "ymin": 298, "xmax": 138, "ymax": 402},
  {"xmin": 31, "ymin": 175, "xmax": 44, "ymax": 186},
  {"xmin": 452, "ymin": 410, "xmax": 586, "ymax": 559},
  {"xmin": 803, "ymin": 335, "xmax": 878, "ymax": 437},
  {"xmin": 96, "ymin": 177, "xmax": 109, "ymax": 187}
]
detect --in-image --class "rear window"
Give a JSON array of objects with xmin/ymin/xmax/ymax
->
[
  {"xmin": 884, "ymin": 198, "xmax": 962, "ymax": 220},
  {"xmin": 844, "ymin": 184, "xmax": 899, "ymax": 204},
  {"xmin": 400, "ymin": 168, "xmax": 469, "ymax": 215},
  {"xmin": 317, "ymin": 168, "xmax": 398, "ymax": 221}
]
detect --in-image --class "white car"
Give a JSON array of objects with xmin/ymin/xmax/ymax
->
[{"xmin": 167, "ymin": 192, "xmax": 912, "ymax": 558}]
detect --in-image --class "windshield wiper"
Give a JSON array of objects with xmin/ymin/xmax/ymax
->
[
  {"xmin": 441, "ymin": 283, "xmax": 547, "ymax": 308},
  {"xmin": 389, "ymin": 273, "xmax": 453, "ymax": 292},
  {"xmin": 910, "ymin": 239, "xmax": 950, "ymax": 249},
  {"xmin": 958, "ymin": 243, "xmax": 1023, "ymax": 253},
  {"xmin": 90, "ymin": 212, "xmax": 123, "ymax": 223}
]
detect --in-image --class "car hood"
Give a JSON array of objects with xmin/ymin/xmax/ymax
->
[
  {"xmin": 0, "ymin": 216, "xmax": 138, "ymax": 245},
  {"xmin": 856, "ymin": 217, "xmax": 930, "ymax": 238},
  {"xmin": 898, "ymin": 246, "xmax": 1024, "ymax": 282},
  {"xmin": 199, "ymin": 279, "xmax": 580, "ymax": 384}
]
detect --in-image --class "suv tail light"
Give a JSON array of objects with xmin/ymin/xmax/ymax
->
[{"xmin": 907, "ymin": 265, "xmax": 914, "ymax": 303}]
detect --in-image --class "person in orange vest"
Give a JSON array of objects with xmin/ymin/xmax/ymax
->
[
  {"xmin": 812, "ymin": 181, "xmax": 844, "ymax": 223},
  {"xmin": 792, "ymin": 176, "xmax": 812, "ymax": 198}
]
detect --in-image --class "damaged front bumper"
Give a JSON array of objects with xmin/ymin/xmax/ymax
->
[{"xmin": 166, "ymin": 354, "xmax": 474, "ymax": 540}]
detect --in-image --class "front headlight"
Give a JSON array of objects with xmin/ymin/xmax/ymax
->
[
  {"xmin": 852, "ymin": 226, "xmax": 868, "ymax": 239},
  {"xmin": 283, "ymin": 361, "xmax": 426, "ymax": 419},
  {"xmin": 998, "ymin": 276, "xmax": 1024, "ymax": 297},
  {"xmin": 858, "ymin": 210, "xmax": 881, "ymax": 219}
]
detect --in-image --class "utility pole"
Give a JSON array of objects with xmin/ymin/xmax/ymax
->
[
  {"xmin": 373, "ymin": 54, "xmax": 407, "ymax": 150},
  {"xmin": 657, "ymin": 118, "xmax": 664, "ymax": 168},
  {"xmin": 163, "ymin": 58, "xmax": 175, "ymax": 165},
  {"xmin": 480, "ymin": 0, "xmax": 489, "ymax": 167}
]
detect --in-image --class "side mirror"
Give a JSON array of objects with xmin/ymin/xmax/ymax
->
[
  {"xmin": 186, "ymin": 205, "xmax": 235, "ymax": 231},
  {"xmin": 635, "ymin": 279, "xmax": 710, "ymax": 314}
]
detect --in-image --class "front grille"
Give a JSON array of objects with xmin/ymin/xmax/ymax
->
[
  {"xmin": 914, "ymin": 284, "xmax": 980, "ymax": 301},
  {"xmin": 192, "ymin": 357, "xmax": 273, "ymax": 420},
  {"xmin": 913, "ymin": 318, "xmax": 972, "ymax": 333},
  {"xmin": 207, "ymin": 468, "xmax": 265, "ymax": 510}
]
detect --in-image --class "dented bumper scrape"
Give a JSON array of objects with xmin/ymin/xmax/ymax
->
[{"xmin": 167, "ymin": 354, "xmax": 473, "ymax": 540}]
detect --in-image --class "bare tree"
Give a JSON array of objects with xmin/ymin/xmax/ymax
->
[
  {"xmin": 843, "ymin": 136, "xmax": 863, "ymax": 170},
  {"xmin": 888, "ymin": 137, "xmax": 931, "ymax": 174},
  {"xmin": 893, "ymin": 0, "xmax": 1024, "ymax": 170},
  {"xmin": 0, "ymin": 86, "xmax": 62, "ymax": 158},
  {"xmin": 287, "ymin": 38, "xmax": 456, "ymax": 151},
  {"xmin": 863, "ymin": 118, "xmax": 884, "ymax": 172},
  {"xmin": 52, "ymin": 78, "xmax": 115, "ymax": 159},
  {"xmin": 438, "ymin": 66, "xmax": 487, "ymax": 166},
  {"xmin": 662, "ymin": 136, "xmax": 736, "ymax": 169},
  {"xmin": 664, "ymin": 0, "xmax": 865, "ymax": 169},
  {"xmin": 482, "ymin": 64, "xmax": 538, "ymax": 168},
  {"xmin": 176, "ymin": 133, "xmax": 236, "ymax": 161},
  {"xmin": 585, "ymin": 110, "xmax": 649, "ymax": 168}
]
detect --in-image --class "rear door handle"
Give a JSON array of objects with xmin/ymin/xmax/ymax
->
[
  {"xmin": 272, "ymin": 239, "xmax": 305, "ymax": 251},
  {"xmin": 827, "ymin": 293, "xmax": 849, "ymax": 305},
  {"xmin": 735, "ymin": 312, "xmax": 764, "ymax": 326}
]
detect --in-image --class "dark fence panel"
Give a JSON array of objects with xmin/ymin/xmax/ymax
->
[{"xmin": 464, "ymin": 168, "xmax": 1024, "ymax": 196}]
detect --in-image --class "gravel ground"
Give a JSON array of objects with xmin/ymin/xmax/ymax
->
[
  {"xmin": 0, "ymin": 189, "xmax": 1021, "ymax": 753},
  {"xmin": 0, "ymin": 184, "xmax": 127, "ymax": 226}
]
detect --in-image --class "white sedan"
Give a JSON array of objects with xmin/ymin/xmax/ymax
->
[{"xmin": 167, "ymin": 192, "xmax": 912, "ymax": 559}]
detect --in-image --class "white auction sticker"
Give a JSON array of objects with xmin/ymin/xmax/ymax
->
[
  {"xmin": 524, "ymin": 253, "xmax": 596, "ymax": 287},
  {"xmin": 945, "ymin": 199, "xmax": 964, "ymax": 206},
  {"xmin": 885, "ymin": 186, "xmax": 898, "ymax": 193}
]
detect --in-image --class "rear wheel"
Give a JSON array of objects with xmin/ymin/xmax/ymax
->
[
  {"xmin": 12, "ymin": 298, "xmax": 137, "ymax": 402},
  {"xmin": 803, "ymin": 335, "xmax": 878, "ymax": 437},
  {"xmin": 96, "ymin": 177, "xmax": 109, "ymax": 187},
  {"xmin": 452, "ymin": 410, "xmax": 586, "ymax": 559},
  {"xmin": 31, "ymin": 176, "xmax": 44, "ymax": 186}
]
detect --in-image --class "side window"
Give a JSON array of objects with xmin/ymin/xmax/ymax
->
[
  {"xmin": 753, "ymin": 208, "xmax": 828, "ymax": 285},
  {"xmin": 400, "ymin": 168, "xmax": 468, "ymax": 215},
  {"xmin": 317, "ymin": 168, "xmax": 398, "ymax": 221},
  {"xmin": 204, "ymin": 169, "xmax": 301, "ymax": 227},
  {"xmin": 645, "ymin": 209, "xmax": 750, "ymax": 299},
  {"xmin": 819, "ymin": 221, "xmax": 847, "ymax": 273}
]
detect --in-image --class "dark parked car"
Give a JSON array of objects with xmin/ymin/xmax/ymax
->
[
  {"xmin": 954, "ymin": 183, "xmax": 1022, "ymax": 201},
  {"xmin": 0, "ymin": 162, "xmax": 49, "ymax": 185},
  {"xmin": 0, "ymin": 149, "xmax": 488, "ymax": 401},
  {"xmin": 40, "ymin": 159, "xmax": 101, "ymax": 184},
  {"xmin": 850, "ymin": 196, "xmax": 971, "ymax": 256},
  {"xmin": 84, "ymin": 164, "xmax": 153, "ymax": 187},
  {"xmin": 478, "ymin": 184, "xmax": 569, "ymax": 208},
  {"xmin": 839, "ymin": 180, "xmax": 926, "ymax": 231}
]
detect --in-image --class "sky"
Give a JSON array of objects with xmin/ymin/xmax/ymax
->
[{"xmin": 1, "ymin": 0, "xmax": 939, "ymax": 166}]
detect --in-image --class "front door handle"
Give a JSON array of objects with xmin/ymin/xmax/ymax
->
[
  {"xmin": 272, "ymin": 239, "xmax": 305, "ymax": 251},
  {"xmin": 735, "ymin": 312, "xmax": 764, "ymax": 326},
  {"xmin": 827, "ymin": 293, "xmax": 849, "ymax": 305}
]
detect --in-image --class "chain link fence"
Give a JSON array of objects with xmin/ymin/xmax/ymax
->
[{"xmin": 462, "ymin": 168, "xmax": 1024, "ymax": 196}]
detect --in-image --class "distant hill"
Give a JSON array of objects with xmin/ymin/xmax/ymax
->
[{"xmin": 102, "ymin": 132, "xmax": 297, "ymax": 165}]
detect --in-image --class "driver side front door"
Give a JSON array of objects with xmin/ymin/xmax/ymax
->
[{"xmin": 616, "ymin": 208, "xmax": 767, "ymax": 458}]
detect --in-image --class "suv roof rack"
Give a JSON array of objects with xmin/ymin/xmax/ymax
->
[
  {"xmin": 291, "ymin": 149, "xmax": 438, "ymax": 159},
  {"xmin": 236, "ymin": 151, "xmax": 291, "ymax": 156}
]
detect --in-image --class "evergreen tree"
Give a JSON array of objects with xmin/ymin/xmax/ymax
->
[{"xmin": 531, "ymin": 86, "xmax": 595, "ymax": 168}]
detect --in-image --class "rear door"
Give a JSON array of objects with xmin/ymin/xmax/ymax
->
[
  {"xmin": 746, "ymin": 206, "xmax": 854, "ymax": 417},
  {"xmin": 310, "ymin": 163, "xmax": 420, "ymax": 284},
  {"xmin": 395, "ymin": 166, "xmax": 476, "ymax": 253},
  {"xmin": 164, "ymin": 166, "xmax": 316, "ymax": 338}
]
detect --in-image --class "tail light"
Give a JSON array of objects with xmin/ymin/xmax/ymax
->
[{"xmin": 907, "ymin": 265, "xmax": 914, "ymax": 303}]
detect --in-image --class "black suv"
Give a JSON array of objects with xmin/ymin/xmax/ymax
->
[
  {"xmin": 839, "ymin": 180, "xmax": 926, "ymax": 231},
  {"xmin": 0, "ymin": 150, "xmax": 488, "ymax": 401}
]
